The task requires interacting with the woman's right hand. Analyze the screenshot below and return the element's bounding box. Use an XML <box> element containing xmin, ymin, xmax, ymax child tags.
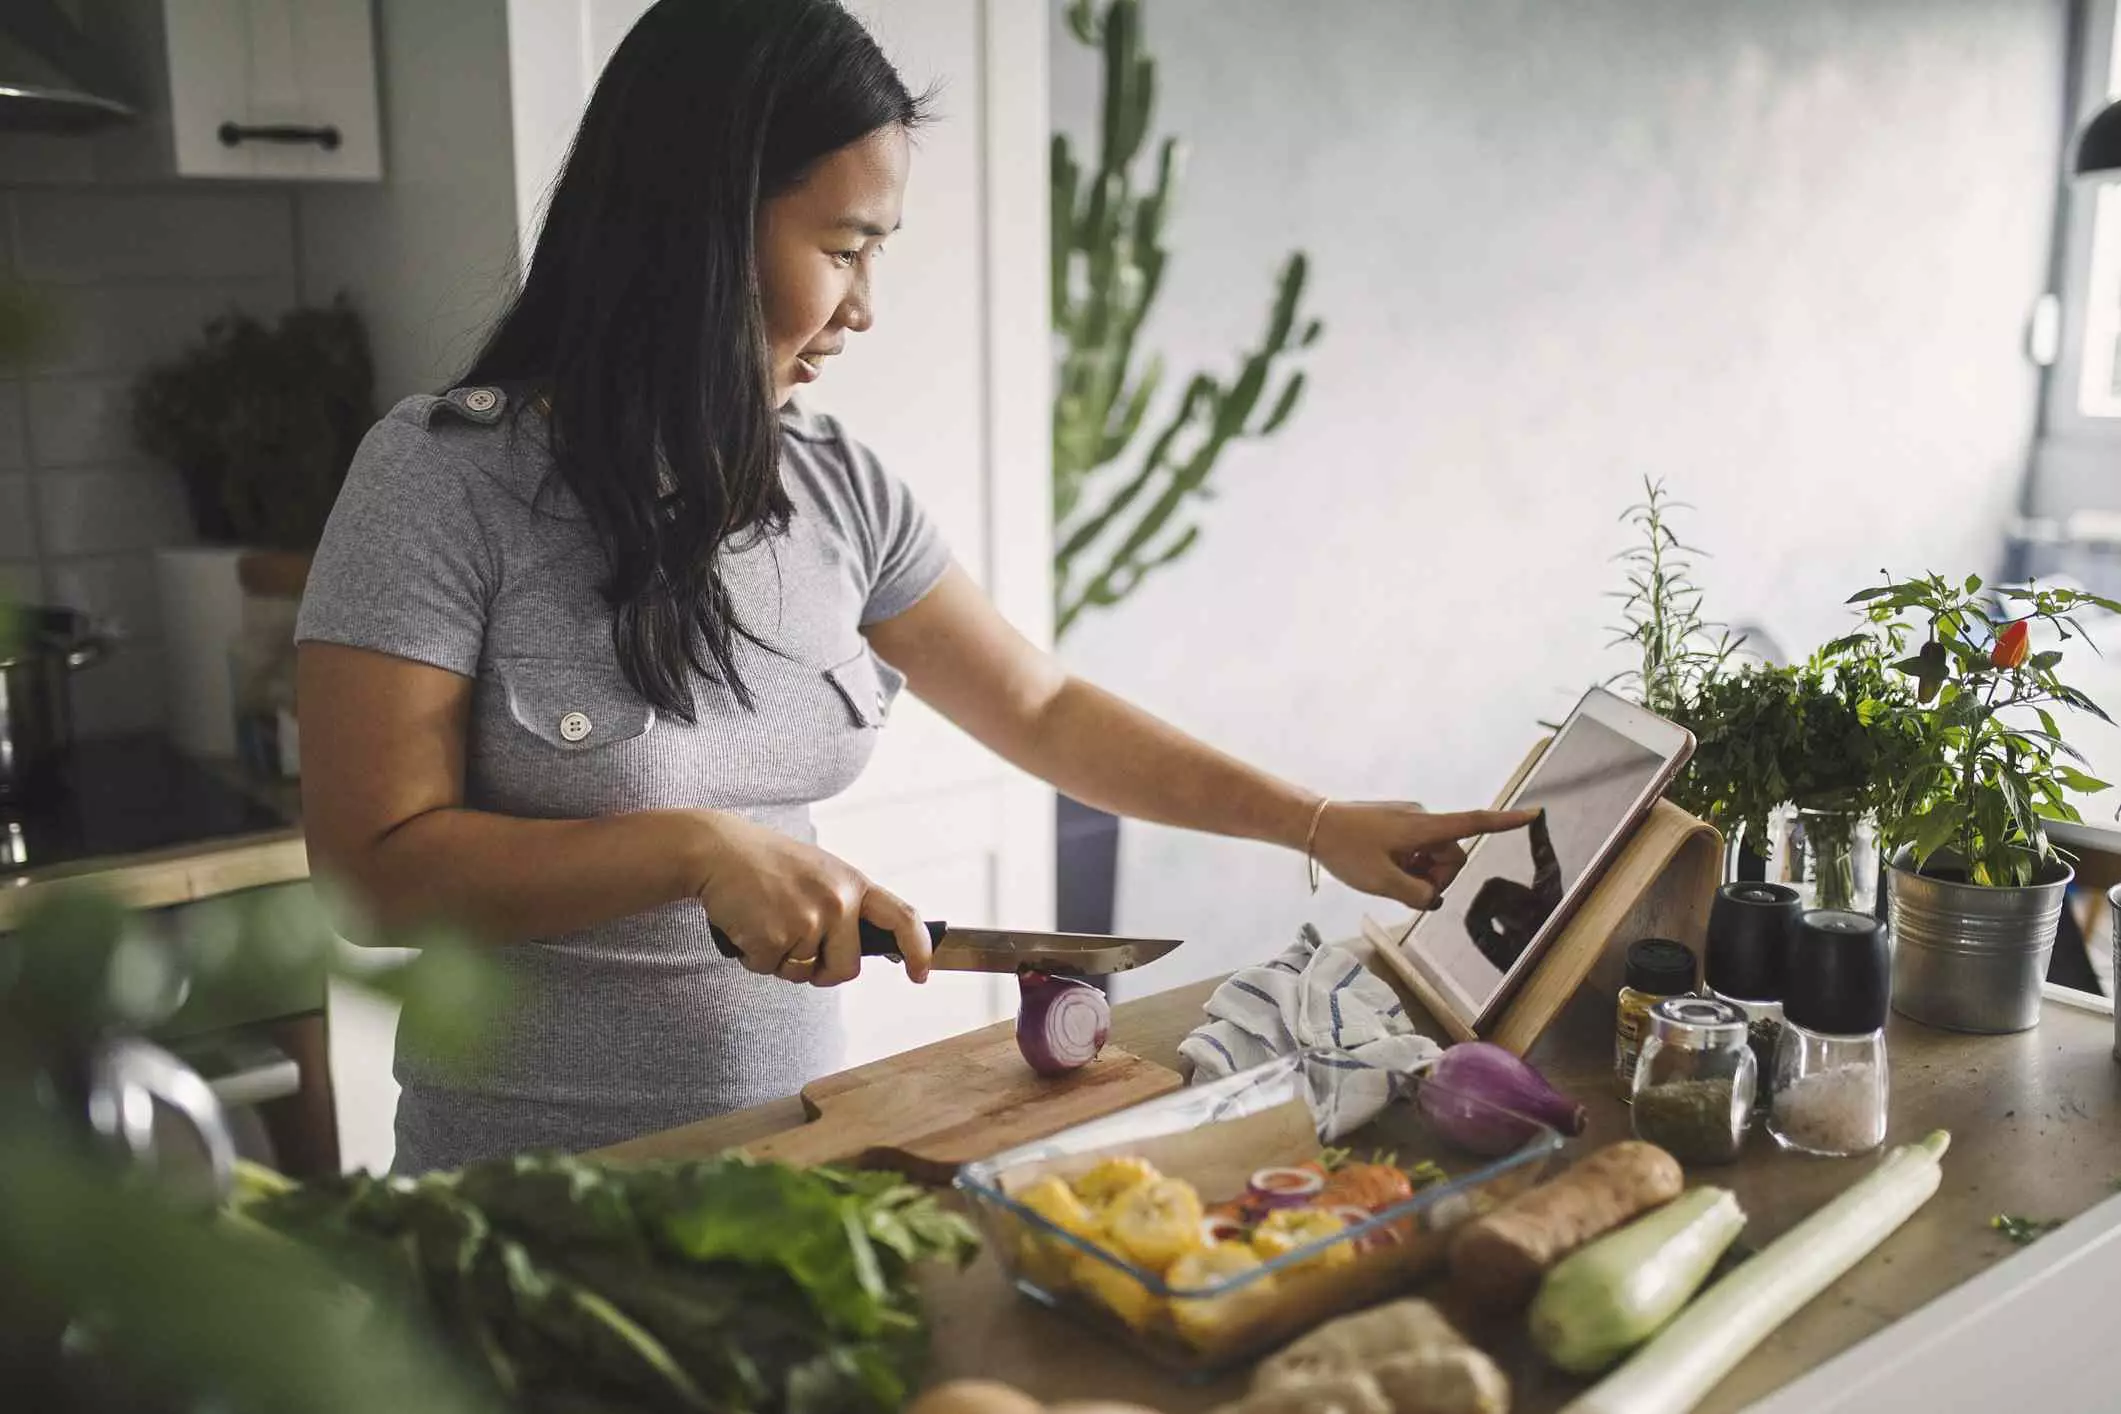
<box><xmin>691</xmin><ymin>811</ymin><xmax>933</xmax><ymax>986</ymax></box>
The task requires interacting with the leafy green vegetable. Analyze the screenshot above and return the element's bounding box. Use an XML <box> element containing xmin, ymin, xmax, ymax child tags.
<box><xmin>237</xmin><ymin>1153</ymin><xmax>979</xmax><ymax>1414</ymax></box>
<box><xmin>1665</xmin><ymin>644</ymin><xmax>1928</xmax><ymax>860</ymax></box>
<box><xmin>1990</xmin><ymin>1212</ymin><xmax>2064</xmax><ymax>1246</ymax></box>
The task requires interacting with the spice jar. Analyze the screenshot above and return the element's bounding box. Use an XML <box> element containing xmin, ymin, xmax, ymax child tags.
<box><xmin>1705</xmin><ymin>882</ymin><xmax>1804</xmax><ymax>1111</ymax></box>
<box><xmin>1630</xmin><ymin>996</ymin><xmax>1756</xmax><ymax>1164</ymax></box>
<box><xmin>1615</xmin><ymin>939</ymin><xmax>1698</xmax><ymax>1098</ymax></box>
<box><xmin>1769</xmin><ymin>909</ymin><xmax>1890</xmax><ymax>1158</ymax></box>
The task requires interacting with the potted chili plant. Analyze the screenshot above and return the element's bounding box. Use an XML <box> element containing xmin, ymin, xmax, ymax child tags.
<box><xmin>1846</xmin><ymin>573</ymin><xmax>2121</xmax><ymax>1033</ymax></box>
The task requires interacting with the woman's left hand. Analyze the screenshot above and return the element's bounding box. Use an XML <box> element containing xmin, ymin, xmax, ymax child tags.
<box><xmin>1309</xmin><ymin>802</ymin><xmax>1541</xmax><ymax>911</ymax></box>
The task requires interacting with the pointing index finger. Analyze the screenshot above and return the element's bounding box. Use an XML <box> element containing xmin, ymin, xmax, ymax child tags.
<box><xmin>1433</xmin><ymin>807</ymin><xmax>1543</xmax><ymax>838</ymax></box>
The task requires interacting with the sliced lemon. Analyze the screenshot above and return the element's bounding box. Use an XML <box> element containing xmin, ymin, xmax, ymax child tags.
<box><xmin>1166</xmin><ymin>1242</ymin><xmax>1278</xmax><ymax>1347</ymax></box>
<box><xmin>1250</xmin><ymin>1207</ymin><xmax>1353</xmax><ymax>1273</ymax></box>
<box><xmin>1105</xmin><ymin>1176</ymin><xmax>1208</xmax><ymax>1273</ymax></box>
<box><xmin>1072</xmin><ymin>1155</ymin><xmax>1162</xmax><ymax>1208</ymax></box>
<box><xmin>1072</xmin><ymin>1247</ymin><xmax>1165</xmax><ymax>1332</ymax></box>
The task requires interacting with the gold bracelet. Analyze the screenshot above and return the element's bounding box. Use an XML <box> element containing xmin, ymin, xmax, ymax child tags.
<box><xmin>1304</xmin><ymin>797</ymin><xmax>1333</xmax><ymax>894</ymax></box>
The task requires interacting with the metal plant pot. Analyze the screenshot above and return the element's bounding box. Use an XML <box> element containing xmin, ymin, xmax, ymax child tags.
<box><xmin>1888</xmin><ymin>846</ymin><xmax>2073</xmax><ymax>1034</ymax></box>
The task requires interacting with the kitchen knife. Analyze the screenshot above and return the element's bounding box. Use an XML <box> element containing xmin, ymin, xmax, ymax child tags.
<box><xmin>709</xmin><ymin>920</ymin><xmax>1180</xmax><ymax>976</ymax></box>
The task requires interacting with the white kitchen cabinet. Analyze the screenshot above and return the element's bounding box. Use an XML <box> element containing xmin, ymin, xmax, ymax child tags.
<box><xmin>505</xmin><ymin>0</ymin><xmax>1055</xmax><ymax>1060</ymax></box>
<box><xmin>165</xmin><ymin>0</ymin><xmax>384</xmax><ymax>181</ymax></box>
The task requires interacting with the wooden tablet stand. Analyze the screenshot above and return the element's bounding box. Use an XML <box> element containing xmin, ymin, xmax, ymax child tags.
<box><xmin>1368</xmin><ymin>743</ymin><xmax>1725</xmax><ymax>1056</ymax></box>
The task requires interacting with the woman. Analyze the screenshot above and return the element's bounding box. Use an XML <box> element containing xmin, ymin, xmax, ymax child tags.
<box><xmin>296</xmin><ymin>0</ymin><xmax>1531</xmax><ymax>1173</ymax></box>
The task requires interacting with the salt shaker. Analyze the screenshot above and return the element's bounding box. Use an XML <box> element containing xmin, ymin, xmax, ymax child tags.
<box><xmin>1769</xmin><ymin>908</ymin><xmax>1890</xmax><ymax>1157</ymax></box>
<box><xmin>1630</xmin><ymin>996</ymin><xmax>1757</xmax><ymax>1164</ymax></box>
<box><xmin>1705</xmin><ymin>882</ymin><xmax>1804</xmax><ymax>1107</ymax></box>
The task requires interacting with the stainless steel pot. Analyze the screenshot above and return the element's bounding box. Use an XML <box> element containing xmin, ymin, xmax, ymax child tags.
<box><xmin>1888</xmin><ymin>846</ymin><xmax>2073</xmax><ymax>1034</ymax></box>
<box><xmin>0</xmin><ymin>605</ymin><xmax>111</xmax><ymax>802</ymax></box>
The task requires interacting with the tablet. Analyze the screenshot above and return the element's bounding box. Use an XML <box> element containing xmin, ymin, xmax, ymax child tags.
<box><xmin>1397</xmin><ymin>687</ymin><xmax>1695</xmax><ymax>1033</ymax></box>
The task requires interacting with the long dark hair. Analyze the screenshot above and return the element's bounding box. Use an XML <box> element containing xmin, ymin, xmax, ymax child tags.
<box><xmin>462</xmin><ymin>0</ymin><xmax>927</xmax><ymax>718</ymax></box>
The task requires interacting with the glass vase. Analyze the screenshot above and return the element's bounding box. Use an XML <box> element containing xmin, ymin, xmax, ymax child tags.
<box><xmin>1771</xmin><ymin>806</ymin><xmax>1880</xmax><ymax>915</ymax></box>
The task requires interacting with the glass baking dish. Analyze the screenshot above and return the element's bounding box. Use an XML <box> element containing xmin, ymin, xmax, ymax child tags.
<box><xmin>954</xmin><ymin>1047</ymin><xmax>1565</xmax><ymax>1378</ymax></box>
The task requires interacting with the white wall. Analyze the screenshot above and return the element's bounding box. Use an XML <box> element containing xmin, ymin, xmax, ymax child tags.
<box><xmin>295</xmin><ymin>0</ymin><xmax>519</xmax><ymax>401</ymax></box>
<box><xmin>293</xmin><ymin>0</ymin><xmax>519</xmax><ymax>1171</ymax></box>
<box><xmin>1049</xmin><ymin>0</ymin><xmax>2070</xmax><ymax>992</ymax></box>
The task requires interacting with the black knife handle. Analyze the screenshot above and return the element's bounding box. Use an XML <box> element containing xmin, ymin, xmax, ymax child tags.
<box><xmin>710</xmin><ymin>919</ymin><xmax>948</xmax><ymax>963</ymax></box>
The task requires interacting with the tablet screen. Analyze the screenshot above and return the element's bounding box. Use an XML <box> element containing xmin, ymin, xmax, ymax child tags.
<box><xmin>1405</xmin><ymin>711</ymin><xmax>1674</xmax><ymax>1020</ymax></box>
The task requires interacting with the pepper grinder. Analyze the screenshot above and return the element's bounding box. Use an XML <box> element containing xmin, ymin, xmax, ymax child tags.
<box><xmin>1769</xmin><ymin>909</ymin><xmax>1891</xmax><ymax>1157</ymax></box>
<box><xmin>1705</xmin><ymin>882</ymin><xmax>1805</xmax><ymax>1103</ymax></box>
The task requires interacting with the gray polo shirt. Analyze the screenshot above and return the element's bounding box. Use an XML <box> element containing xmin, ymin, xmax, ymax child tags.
<box><xmin>295</xmin><ymin>386</ymin><xmax>949</xmax><ymax>1172</ymax></box>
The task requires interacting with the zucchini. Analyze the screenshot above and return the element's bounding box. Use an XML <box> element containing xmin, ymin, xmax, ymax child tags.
<box><xmin>1565</xmin><ymin>1129</ymin><xmax>1950</xmax><ymax>1414</ymax></box>
<box><xmin>1530</xmin><ymin>1186</ymin><xmax>1745</xmax><ymax>1374</ymax></box>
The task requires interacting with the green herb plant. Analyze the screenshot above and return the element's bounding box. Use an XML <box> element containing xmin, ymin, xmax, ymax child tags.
<box><xmin>1604</xmin><ymin>479</ymin><xmax>1741</xmax><ymax>718</ymax></box>
<box><xmin>1051</xmin><ymin>0</ymin><xmax>1322</xmax><ymax>637</ymax></box>
<box><xmin>131</xmin><ymin>296</ymin><xmax>376</xmax><ymax>551</ymax></box>
<box><xmin>1844</xmin><ymin>573</ymin><xmax>2121</xmax><ymax>887</ymax></box>
<box><xmin>1666</xmin><ymin>642</ymin><xmax>1928</xmax><ymax>904</ymax></box>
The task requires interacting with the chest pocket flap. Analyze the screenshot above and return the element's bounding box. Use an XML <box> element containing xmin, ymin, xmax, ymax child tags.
<box><xmin>825</xmin><ymin>648</ymin><xmax>906</xmax><ymax>728</ymax></box>
<box><xmin>497</xmin><ymin>658</ymin><xmax>656</xmax><ymax>750</ymax></box>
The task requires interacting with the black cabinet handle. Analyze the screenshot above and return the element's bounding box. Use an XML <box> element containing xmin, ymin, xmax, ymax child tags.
<box><xmin>218</xmin><ymin>121</ymin><xmax>341</xmax><ymax>151</ymax></box>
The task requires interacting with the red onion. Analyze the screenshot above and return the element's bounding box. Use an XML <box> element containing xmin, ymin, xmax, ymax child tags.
<box><xmin>1016</xmin><ymin>971</ymin><xmax>1111</xmax><ymax>1076</ymax></box>
<box><xmin>1419</xmin><ymin>1042</ymin><xmax>1589</xmax><ymax>1155</ymax></box>
<box><xmin>1246</xmin><ymin>1167</ymin><xmax>1325</xmax><ymax>1208</ymax></box>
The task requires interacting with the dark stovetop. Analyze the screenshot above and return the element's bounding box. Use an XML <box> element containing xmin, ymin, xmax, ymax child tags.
<box><xmin>0</xmin><ymin>735</ymin><xmax>294</xmax><ymax>878</ymax></box>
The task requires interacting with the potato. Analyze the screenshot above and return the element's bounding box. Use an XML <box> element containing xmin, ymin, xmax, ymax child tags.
<box><xmin>906</xmin><ymin>1380</ymin><xmax>1046</xmax><ymax>1414</ymax></box>
<box><xmin>1252</xmin><ymin>1299</ymin><xmax>1468</xmax><ymax>1391</ymax></box>
<box><xmin>1215</xmin><ymin>1372</ymin><xmax>1392</xmax><ymax>1414</ymax></box>
<box><xmin>1448</xmin><ymin>1142</ymin><xmax>1683</xmax><ymax>1314</ymax></box>
<box><xmin>1369</xmin><ymin>1346</ymin><xmax>1510</xmax><ymax>1414</ymax></box>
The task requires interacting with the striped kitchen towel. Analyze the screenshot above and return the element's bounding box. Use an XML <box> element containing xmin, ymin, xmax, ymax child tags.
<box><xmin>1179</xmin><ymin>925</ymin><xmax>1441</xmax><ymax>1140</ymax></box>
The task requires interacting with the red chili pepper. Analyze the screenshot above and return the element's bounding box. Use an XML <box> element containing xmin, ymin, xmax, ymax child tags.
<box><xmin>1991</xmin><ymin>620</ymin><xmax>2031</xmax><ymax>670</ymax></box>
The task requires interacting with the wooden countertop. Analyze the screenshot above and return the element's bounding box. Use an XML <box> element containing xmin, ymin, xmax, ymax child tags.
<box><xmin>613</xmin><ymin>960</ymin><xmax>2121</xmax><ymax>1413</ymax></box>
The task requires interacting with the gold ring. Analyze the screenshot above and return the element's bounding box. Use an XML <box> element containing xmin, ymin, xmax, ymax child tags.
<box><xmin>783</xmin><ymin>952</ymin><xmax>820</xmax><ymax>969</ymax></box>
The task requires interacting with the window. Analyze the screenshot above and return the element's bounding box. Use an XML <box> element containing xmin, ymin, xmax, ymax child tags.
<box><xmin>2078</xmin><ymin>11</ymin><xmax>2121</xmax><ymax>416</ymax></box>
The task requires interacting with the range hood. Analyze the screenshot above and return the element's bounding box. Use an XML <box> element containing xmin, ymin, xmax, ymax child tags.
<box><xmin>0</xmin><ymin>0</ymin><xmax>139</xmax><ymax>132</ymax></box>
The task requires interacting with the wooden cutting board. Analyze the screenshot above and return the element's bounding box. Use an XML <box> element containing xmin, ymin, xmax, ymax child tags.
<box><xmin>739</xmin><ymin>1018</ymin><xmax>1184</xmax><ymax>1182</ymax></box>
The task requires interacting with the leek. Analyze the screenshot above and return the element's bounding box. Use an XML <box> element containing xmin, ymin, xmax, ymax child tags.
<box><xmin>1564</xmin><ymin>1129</ymin><xmax>1950</xmax><ymax>1414</ymax></box>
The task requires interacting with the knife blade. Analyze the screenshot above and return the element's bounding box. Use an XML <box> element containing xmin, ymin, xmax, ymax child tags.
<box><xmin>709</xmin><ymin>920</ymin><xmax>1181</xmax><ymax>976</ymax></box>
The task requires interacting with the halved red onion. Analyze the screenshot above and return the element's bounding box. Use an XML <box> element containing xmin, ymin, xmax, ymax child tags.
<box><xmin>1247</xmin><ymin>1167</ymin><xmax>1326</xmax><ymax>1208</ymax></box>
<box><xmin>1016</xmin><ymin>971</ymin><xmax>1111</xmax><ymax>1076</ymax></box>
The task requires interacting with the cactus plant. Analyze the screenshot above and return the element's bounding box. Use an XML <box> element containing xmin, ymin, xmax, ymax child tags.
<box><xmin>1051</xmin><ymin>0</ymin><xmax>1323</xmax><ymax>638</ymax></box>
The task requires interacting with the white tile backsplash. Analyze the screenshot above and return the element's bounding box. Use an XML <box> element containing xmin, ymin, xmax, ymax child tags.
<box><xmin>37</xmin><ymin>467</ymin><xmax>194</xmax><ymax>556</ymax></box>
<box><xmin>0</xmin><ymin>559</ymin><xmax>41</xmax><ymax>605</ymax></box>
<box><xmin>25</xmin><ymin>377</ymin><xmax>140</xmax><ymax>468</ymax></box>
<box><xmin>0</xmin><ymin>472</ymin><xmax>34</xmax><ymax>559</ymax></box>
<box><xmin>0</xmin><ymin>382</ymin><xmax>24</xmax><ymax>469</ymax></box>
<box><xmin>0</xmin><ymin>133</ymin><xmax>99</xmax><ymax>186</ymax></box>
<box><xmin>4</xmin><ymin>144</ymin><xmax>300</xmax><ymax>738</ymax></box>
<box><xmin>44</xmin><ymin>553</ymin><xmax>165</xmax><ymax>642</ymax></box>
<box><xmin>67</xmin><ymin>637</ymin><xmax>168</xmax><ymax>738</ymax></box>
<box><xmin>12</xmin><ymin>189</ymin><xmax>297</xmax><ymax>286</ymax></box>
<box><xmin>30</xmin><ymin>279</ymin><xmax>299</xmax><ymax>379</ymax></box>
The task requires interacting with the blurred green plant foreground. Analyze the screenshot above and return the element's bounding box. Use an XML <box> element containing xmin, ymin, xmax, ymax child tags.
<box><xmin>0</xmin><ymin>885</ymin><xmax>506</xmax><ymax>1413</ymax></box>
<box><xmin>0</xmin><ymin>885</ymin><xmax>974</xmax><ymax>1414</ymax></box>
